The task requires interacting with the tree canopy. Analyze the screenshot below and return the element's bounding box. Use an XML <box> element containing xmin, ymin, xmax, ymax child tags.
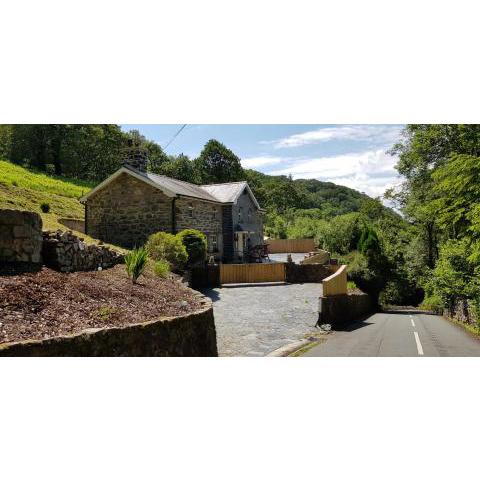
<box><xmin>194</xmin><ymin>139</ymin><xmax>244</xmax><ymax>184</ymax></box>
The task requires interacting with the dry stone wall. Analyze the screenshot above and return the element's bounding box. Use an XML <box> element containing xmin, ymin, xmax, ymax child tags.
<box><xmin>0</xmin><ymin>209</ymin><xmax>43</xmax><ymax>266</ymax></box>
<box><xmin>444</xmin><ymin>299</ymin><xmax>479</xmax><ymax>326</ymax></box>
<box><xmin>58</xmin><ymin>218</ymin><xmax>85</xmax><ymax>233</ymax></box>
<box><xmin>42</xmin><ymin>230</ymin><xmax>124</xmax><ymax>273</ymax></box>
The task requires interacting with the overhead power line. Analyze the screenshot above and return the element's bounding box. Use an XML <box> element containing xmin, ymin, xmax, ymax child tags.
<box><xmin>163</xmin><ymin>124</ymin><xmax>187</xmax><ymax>151</ymax></box>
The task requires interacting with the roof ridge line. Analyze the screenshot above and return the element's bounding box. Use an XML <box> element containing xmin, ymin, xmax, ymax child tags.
<box><xmin>200</xmin><ymin>181</ymin><xmax>247</xmax><ymax>187</ymax></box>
<box><xmin>147</xmin><ymin>172</ymin><xmax>204</xmax><ymax>187</ymax></box>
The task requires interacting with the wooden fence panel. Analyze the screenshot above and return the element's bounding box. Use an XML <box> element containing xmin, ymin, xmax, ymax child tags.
<box><xmin>220</xmin><ymin>263</ymin><xmax>286</xmax><ymax>284</ymax></box>
<box><xmin>266</xmin><ymin>238</ymin><xmax>316</xmax><ymax>253</ymax></box>
<box><xmin>322</xmin><ymin>264</ymin><xmax>347</xmax><ymax>296</ymax></box>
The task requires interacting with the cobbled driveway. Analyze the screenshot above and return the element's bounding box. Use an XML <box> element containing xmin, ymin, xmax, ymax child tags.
<box><xmin>202</xmin><ymin>283</ymin><xmax>323</xmax><ymax>356</ymax></box>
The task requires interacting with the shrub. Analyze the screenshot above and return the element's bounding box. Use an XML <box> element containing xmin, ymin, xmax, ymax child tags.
<box><xmin>358</xmin><ymin>225</ymin><xmax>380</xmax><ymax>254</ymax></box>
<box><xmin>347</xmin><ymin>280</ymin><xmax>357</xmax><ymax>291</ymax></box>
<box><xmin>40</xmin><ymin>202</ymin><xmax>50</xmax><ymax>213</ymax></box>
<box><xmin>124</xmin><ymin>247</ymin><xmax>148</xmax><ymax>283</ymax></box>
<box><xmin>420</xmin><ymin>294</ymin><xmax>444</xmax><ymax>314</ymax></box>
<box><xmin>430</xmin><ymin>239</ymin><xmax>478</xmax><ymax>309</ymax></box>
<box><xmin>348</xmin><ymin>248</ymin><xmax>391</xmax><ymax>306</ymax></box>
<box><xmin>379</xmin><ymin>277</ymin><xmax>424</xmax><ymax>307</ymax></box>
<box><xmin>94</xmin><ymin>306</ymin><xmax>117</xmax><ymax>321</ymax></box>
<box><xmin>177</xmin><ymin>229</ymin><xmax>207</xmax><ymax>265</ymax></box>
<box><xmin>153</xmin><ymin>259</ymin><xmax>171</xmax><ymax>278</ymax></box>
<box><xmin>146</xmin><ymin>231</ymin><xmax>188</xmax><ymax>271</ymax></box>
<box><xmin>316</xmin><ymin>213</ymin><xmax>362</xmax><ymax>254</ymax></box>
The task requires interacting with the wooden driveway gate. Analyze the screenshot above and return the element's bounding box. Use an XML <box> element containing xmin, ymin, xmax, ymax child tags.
<box><xmin>220</xmin><ymin>263</ymin><xmax>286</xmax><ymax>284</ymax></box>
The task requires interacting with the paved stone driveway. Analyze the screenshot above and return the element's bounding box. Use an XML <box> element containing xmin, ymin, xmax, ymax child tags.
<box><xmin>202</xmin><ymin>283</ymin><xmax>322</xmax><ymax>356</ymax></box>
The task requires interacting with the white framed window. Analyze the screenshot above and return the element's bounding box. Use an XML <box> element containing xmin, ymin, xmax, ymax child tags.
<box><xmin>188</xmin><ymin>202</ymin><xmax>194</xmax><ymax>218</ymax></box>
<box><xmin>209</xmin><ymin>234</ymin><xmax>218</xmax><ymax>253</ymax></box>
<box><xmin>238</xmin><ymin>207</ymin><xmax>243</xmax><ymax>222</ymax></box>
<box><xmin>212</xmin><ymin>207</ymin><xmax>217</xmax><ymax>220</ymax></box>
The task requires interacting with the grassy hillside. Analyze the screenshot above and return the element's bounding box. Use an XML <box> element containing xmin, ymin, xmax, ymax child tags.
<box><xmin>0</xmin><ymin>160</ymin><xmax>100</xmax><ymax>241</ymax></box>
<box><xmin>0</xmin><ymin>158</ymin><xmax>373</xmax><ymax>248</ymax></box>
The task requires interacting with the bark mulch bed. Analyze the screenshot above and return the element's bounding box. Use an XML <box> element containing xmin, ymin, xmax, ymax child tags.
<box><xmin>0</xmin><ymin>265</ymin><xmax>203</xmax><ymax>344</ymax></box>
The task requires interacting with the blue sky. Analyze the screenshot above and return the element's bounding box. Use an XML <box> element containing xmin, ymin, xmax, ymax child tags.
<box><xmin>120</xmin><ymin>125</ymin><xmax>405</xmax><ymax>197</ymax></box>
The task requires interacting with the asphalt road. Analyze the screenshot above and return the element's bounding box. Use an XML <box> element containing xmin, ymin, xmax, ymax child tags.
<box><xmin>303</xmin><ymin>311</ymin><xmax>480</xmax><ymax>356</ymax></box>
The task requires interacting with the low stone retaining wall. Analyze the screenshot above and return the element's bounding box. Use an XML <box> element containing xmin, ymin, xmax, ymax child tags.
<box><xmin>319</xmin><ymin>292</ymin><xmax>374</xmax><ymax>329</ymax></box>
<box><xmin>0</xmin><ymin>209</ymin><xmax>43</xmax><ymax>266</ymax></box>
<box><xmin>285</xmin><ymin>263</ymin><xmax>334</xmax><ymax>283</ymax></box>
<box><xmin>58</xmin><ymin>218</ymin><xmax>85</xmax><ymax>233</ymax></box>
<box><xmin>444</xmin><ymin>299</ymin><xmax>479</xmax><ymax>326</ymax></box>
<box><xmin>0</xmin><ymin>295</ymin><xmax>218</xmax><ymax>357</ymax></box>
<box><xmin>42</xmin><ymin>230</ymin><xmax>124</xmax><ymax>272</ymax></box>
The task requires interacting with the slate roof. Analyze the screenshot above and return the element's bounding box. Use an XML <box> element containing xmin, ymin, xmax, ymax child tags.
<box><xmin>200</xmin><ymin>181</ymin><xmax>248</xmax><ymax>203</ymax></box>
<box><xmin>140</xmin><ymin>171</ymin><xmax>221</xmax><ymax>203</ymax></box>
<box><xmin>81</xmin><ymin>167</ymin><xmax>261</xmax><ymax>208</ymax></box>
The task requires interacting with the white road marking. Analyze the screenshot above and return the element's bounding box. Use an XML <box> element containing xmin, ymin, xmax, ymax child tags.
<box><xmin>410</xmin><ymin>318</ymin><xmax>415</xmax><ymax>327</ymax></box>
<box><xmin>414</xmin><ymin>331</ymin><xmax>424</xmax><ymax>356</ymax></box>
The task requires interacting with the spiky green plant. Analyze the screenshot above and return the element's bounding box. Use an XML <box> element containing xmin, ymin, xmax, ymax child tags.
<box><xmin>124</xmin><ymin>247</ymin><xmax>148</xmax><ymax>284</ymax></box>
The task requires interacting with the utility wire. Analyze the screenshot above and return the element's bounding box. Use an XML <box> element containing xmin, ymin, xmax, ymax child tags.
<box><xmin>163</xmin><ymin>124</ymin><xmax>187</xmax><ymax>151</ymax></box>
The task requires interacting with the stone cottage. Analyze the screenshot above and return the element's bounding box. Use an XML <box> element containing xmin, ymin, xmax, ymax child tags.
<box><xmin>81</xmin><ymin>146</ymin><xmax>264</xmax><ymax>262</ymax></box>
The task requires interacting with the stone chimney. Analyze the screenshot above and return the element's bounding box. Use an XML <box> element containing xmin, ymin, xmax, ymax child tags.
<box><xmin>122</xmin><ymin>138</ymin><xmax>148</xmax><ymax>172</ymax></box>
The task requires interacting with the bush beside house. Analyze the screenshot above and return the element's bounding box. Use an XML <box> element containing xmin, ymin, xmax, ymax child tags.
<box><xmin>146</xmin><ymin>232</ymin><xmax>188</xmax><ymax>271</ymax></box>
<box><xmin>177</xmin><ymin>229</ymin><xmax>207</xmax><ymax>266</ymax></box>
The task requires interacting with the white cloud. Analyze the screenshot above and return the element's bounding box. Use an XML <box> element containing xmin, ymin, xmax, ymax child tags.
<box><xmin>268</xmin><ymin>149</ymin><xmax>401</xmax><ymax>198</ymax></box>
<box><xmin>269</xmin><ymin>125</ymin><xmax>403</xmax><ymax>149</ymax></box>
<box><xmin>241</xmin><ymin>155</ymin><xmax>284</xmax><ymax>169</ymax></box>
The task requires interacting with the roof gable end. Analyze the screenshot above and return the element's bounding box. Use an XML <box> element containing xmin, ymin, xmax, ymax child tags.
<box><xmin>80</xmin><ymin>167</ymin><xmax>177</xmax><ymax>203</ymax></box>
<box><xmin>200</xmin><ymin>181</ymin><xmax>261</xmax><ymax>209</ymax></box>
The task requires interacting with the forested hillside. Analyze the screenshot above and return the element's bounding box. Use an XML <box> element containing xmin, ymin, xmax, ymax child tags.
<box><xmin>0</xmin><ymin>125</ymin><xmax>370</xmax><ymax>235</ymax></box>
<box><xmin>1</xmin><ymin>124</ymin><xmax>478</xmax><ymax>313</ymax></box>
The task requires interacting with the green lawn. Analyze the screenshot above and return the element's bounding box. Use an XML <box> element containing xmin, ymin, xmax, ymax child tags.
<box><xmin>0</xmin><ymin>160</ymin><xmax>123</xmax><ymax>250</ymax></box>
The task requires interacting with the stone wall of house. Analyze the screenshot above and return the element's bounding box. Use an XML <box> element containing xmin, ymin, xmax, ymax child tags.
<box><xmin>42</xmin><ymin>230</ymin><xmax>124</xmax><ymax>273</ymax></box>
<box><xmin>86</xmin><ymin>172</ymin><xmax>173</xmax><ymax>248</ymax></box>
<box><xmin>175</xmin><ymin>198</ymin><xmax>223</xmax><ymax>259</ymax></box>
<box><xmin>0</xmin><ymin>209</ymin><xmax>43</xmax><ymax>267</ymax></box>
<box><xmin>0</xmin><ymin>296</ymin><xmax>218</xmax><ymax>357</ymax></box>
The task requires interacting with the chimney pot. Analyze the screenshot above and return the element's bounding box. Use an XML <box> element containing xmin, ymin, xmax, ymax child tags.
<box><xmin>122</xmin><ymin>143</ymin><xmax>148</xmax><ymax>172</ymax></box>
